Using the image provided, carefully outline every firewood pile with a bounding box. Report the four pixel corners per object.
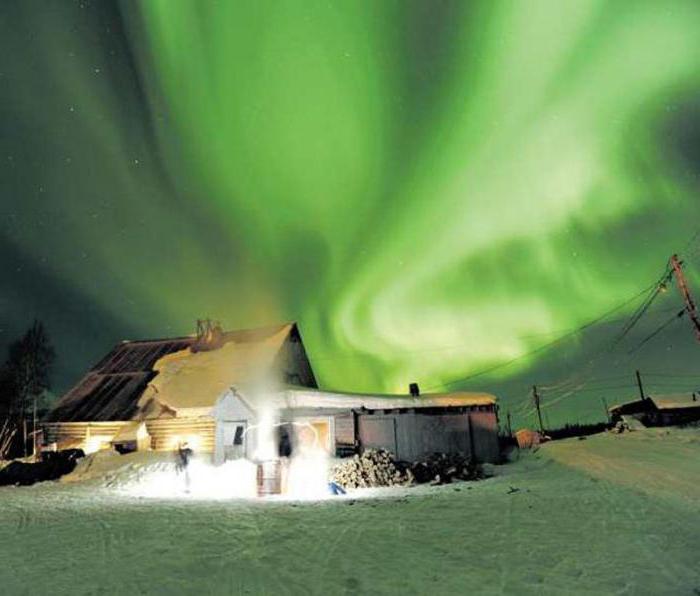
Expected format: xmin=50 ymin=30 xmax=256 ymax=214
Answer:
xmin=331 ymin=449 xmax=483 ymax=489
xmin=408 ymin=452 xmax=483 ymax=485
xmin=331 ymin=449 xmax=406 ymax=489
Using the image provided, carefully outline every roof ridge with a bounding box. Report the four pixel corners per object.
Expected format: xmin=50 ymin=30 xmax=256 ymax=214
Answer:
xmin=118 ymin=321 xmax=296 ymax=346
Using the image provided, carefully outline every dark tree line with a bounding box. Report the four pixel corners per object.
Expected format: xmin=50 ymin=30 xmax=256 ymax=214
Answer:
xmin=0 ymin=320 xmax=55 ymax=458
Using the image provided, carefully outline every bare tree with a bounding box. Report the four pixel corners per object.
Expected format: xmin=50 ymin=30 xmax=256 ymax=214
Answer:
xmin=0 ymin=420 xmax=17 ymax=460
xmin=1 ymin=321 xmax=55 ymax=457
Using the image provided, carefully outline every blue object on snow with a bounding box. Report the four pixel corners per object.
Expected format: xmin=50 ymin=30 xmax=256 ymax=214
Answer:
xmin=328 ymin=482 xmax=346 ymax=495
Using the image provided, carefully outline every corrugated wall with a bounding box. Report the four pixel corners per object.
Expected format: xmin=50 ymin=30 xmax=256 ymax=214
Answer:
xmin=356 ymin=409 xmax=499 ymax=463
xmin=468 ymin=411 xmax=500 ymax=462
xmin=333 ymin=413 xmax=355 ymax=446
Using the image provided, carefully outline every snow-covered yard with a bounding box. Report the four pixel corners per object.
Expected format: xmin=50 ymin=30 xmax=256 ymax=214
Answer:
xmin=1 ymin=429 xmax=699 ymax=595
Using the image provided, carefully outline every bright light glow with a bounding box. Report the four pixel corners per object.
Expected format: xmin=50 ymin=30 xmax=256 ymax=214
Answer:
xmin=116 ymin=424 xmax=333 ymax=500
xmin=114 ymin=417 xmax=334 ymax=501
xmin=285 ymin=449 xmax=330 ymax=500
xmin=84 ymin=435 xmax=113 ymax=454
xmin=252 ymin=407 xmax=277 ymax=461
xmin=121 ymin=457 xmax=258 ymax=499
xmin=135 ymin=423 xmax=149 ymax=440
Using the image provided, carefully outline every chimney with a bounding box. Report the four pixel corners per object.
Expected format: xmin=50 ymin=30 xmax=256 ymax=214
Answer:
xmin=409 ymin=383 xmax=420 ymax=397
xmin=193 ymin=318 xmax=224 ymax=352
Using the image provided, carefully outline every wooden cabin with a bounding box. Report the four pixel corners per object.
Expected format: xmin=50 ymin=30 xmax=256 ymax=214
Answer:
xmin=44 ymin=323 xmax=316 ymax=453
xmin=44 ymin=323 xmax=501 ymax=463
xmin=609 ymin=393 xmax=700 ymax=428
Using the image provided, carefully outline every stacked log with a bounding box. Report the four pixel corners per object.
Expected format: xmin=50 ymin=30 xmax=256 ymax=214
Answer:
xmin=331 ymin=449 xmax=484 ymax=489
xmin=331 ymin=449 xmax=407 ymax=489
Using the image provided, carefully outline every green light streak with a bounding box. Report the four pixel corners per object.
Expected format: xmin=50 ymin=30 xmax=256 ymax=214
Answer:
xmin=124 ymin=1 xmax=700 ymax=401
xmin=4 ymin=1 xmax=700 ymax=424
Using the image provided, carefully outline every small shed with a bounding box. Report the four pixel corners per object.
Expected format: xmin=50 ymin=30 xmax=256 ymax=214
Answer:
xmin=217 ymin=387 xmax=501 ymax=464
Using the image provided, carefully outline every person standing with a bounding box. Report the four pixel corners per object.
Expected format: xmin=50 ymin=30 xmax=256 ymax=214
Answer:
xmin=175 ymin=441 xmax=193 ymax=493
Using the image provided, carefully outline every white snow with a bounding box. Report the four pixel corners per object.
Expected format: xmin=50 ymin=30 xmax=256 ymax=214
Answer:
xmin=0 ymin=429 xmax=699 ymax=594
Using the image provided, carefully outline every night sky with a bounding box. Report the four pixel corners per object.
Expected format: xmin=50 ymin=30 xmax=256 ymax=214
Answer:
xmin=2 ymin=0 xmax=700 ymax=427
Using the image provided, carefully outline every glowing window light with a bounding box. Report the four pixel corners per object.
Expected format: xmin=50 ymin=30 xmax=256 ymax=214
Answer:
xmin=84 ymin=435 xmax=113 ymax=454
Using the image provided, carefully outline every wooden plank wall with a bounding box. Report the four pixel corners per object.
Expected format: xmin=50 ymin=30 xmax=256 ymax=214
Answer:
xmin=43 ymin=422 xmax=129 ymax=444
xmin=145 ymin=418 xmax=216 ymax=452
xmin=44 ymin=418 xmax=217 ymax=454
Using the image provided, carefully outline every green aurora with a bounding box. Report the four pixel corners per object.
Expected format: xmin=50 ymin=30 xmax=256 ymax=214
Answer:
xmin=2 ymin=1 xmax=700 ymax=426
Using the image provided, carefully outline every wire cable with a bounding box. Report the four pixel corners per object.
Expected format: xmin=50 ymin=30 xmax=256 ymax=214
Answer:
xmin=424 ymin=280 xmax=666 ymax=392
xmin=610 ymin=268 xmax=671 ymax=348
xmin=627 ymin=310 xmax=686 ymax=354
xmin=512 ymin=235 xmax=700 ymax=419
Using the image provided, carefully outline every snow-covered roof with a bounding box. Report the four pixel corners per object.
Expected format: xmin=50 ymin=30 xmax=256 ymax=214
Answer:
xmin=652 ymin=394 xmax=700 ymax=410
xmin=610 ymin=393 xmax=700 ymax=412
xmin=268 ymin=387 xmax=496 ymax=412
xmin=141 ymin=325 xmax=293 ymax=411
xmin=48 ymin=323 xmax=305 ymax=422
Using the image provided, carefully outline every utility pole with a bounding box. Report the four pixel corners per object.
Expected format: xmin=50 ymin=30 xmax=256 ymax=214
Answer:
xmin=32 ymin=393 xmax=37 ymax=461
xmin=670 ymin=254 xmax=700 ymax=342
xmin=635 ymin=370 xmax=646 ymax=401
xmin=601 ymin=397 xmax=610 ymax=423
xmin=532 ymin=385 xmax=545 ymax=434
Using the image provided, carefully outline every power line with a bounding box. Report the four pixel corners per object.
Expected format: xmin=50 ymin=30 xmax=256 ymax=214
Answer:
xmin=627 ymin=310 xmax=686 ymax=354
xmin=645 ymin=372 xmax=700 ymax=378
xmin=610 ymin=267 xmax=672 ymax=348
xmin=509 ymin=236 xmax=700 ymax=419
xmin=526 ymin=261 xmax=686 ymax=412
xmin=540 ymin=374 xmax=633 ymax=391
xmin=681 ymin=230 xmax=700 ymax=259
xmin=518 ymin=304 xmax=680 ymax=342
xmin=424 ymin=280 xmax=665 ymax=392
xmin=311 ymin=247 xmax=694 ymax=370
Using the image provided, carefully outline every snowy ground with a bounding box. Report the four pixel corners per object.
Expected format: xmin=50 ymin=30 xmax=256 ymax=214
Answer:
xmin=1 ymin=429 xmax=699 ymax=595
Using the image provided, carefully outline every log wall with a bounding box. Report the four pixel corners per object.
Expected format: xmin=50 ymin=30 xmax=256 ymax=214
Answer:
xmin=145 ymin=417 xmax=216 ymax=452
xmin=44 ymin=417 xmax=217 ymax=454
xmin=43 ymin=422 xmax=129 ymax=445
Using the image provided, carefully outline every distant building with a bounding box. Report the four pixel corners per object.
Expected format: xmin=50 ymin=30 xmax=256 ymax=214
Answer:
xmin=44 ymin=322 xmax=500 ymax=463
xmin=609 ymin=393 xmax=700 ymax=428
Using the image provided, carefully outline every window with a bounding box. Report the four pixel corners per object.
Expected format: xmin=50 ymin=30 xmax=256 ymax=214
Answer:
xmin=285 ymin=372 xmax=301 ymax=385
